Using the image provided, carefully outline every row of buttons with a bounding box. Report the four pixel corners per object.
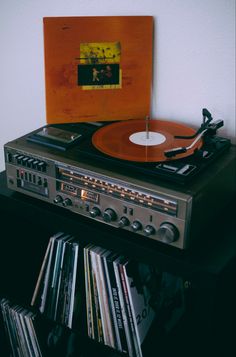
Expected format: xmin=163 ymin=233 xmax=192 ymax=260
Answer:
xmin=17 ymin=169 xmax=48 ymax=187
xmin=10 ymin=153 xmax=47 ymax=172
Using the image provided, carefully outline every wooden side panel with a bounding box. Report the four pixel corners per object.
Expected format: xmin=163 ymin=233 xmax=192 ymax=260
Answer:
xmin=43 ymin=16 xmax=153 ymax=124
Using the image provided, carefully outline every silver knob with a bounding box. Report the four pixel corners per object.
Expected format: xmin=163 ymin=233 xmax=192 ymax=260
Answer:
xmin=131 ymin=221 xmax=142 ymax=232
xmin=103 ymin=208 xmax=117 ymax=222
xmin=157 ymin=222 xmax=179 ymax=243
xmin=90 ymin=207 xmax=101 ymax=218
xmin=54 ymin=195 xmax=63 ymax=204
xmin=62 ymin=198 xmax=72 ymax=207
xmin=144 ymin=225 xmax=156 ymax=236
xmin=118 ymin=216 xmax=130 ymax=227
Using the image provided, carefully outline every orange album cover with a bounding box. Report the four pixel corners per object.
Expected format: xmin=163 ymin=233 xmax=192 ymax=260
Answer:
xmin=43 ymin=16 xmax=153 ymax=124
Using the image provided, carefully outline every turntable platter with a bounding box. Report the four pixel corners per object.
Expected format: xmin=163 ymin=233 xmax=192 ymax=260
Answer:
xmin=92 ymin=119 xmax=203 ymax=162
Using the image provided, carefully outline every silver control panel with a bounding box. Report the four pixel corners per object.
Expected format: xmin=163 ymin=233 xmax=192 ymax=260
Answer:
xmin=5 ymin=136 xmax=235 ymax=250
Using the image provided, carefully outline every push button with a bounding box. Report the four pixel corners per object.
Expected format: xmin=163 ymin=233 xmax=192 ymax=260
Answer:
xmin=32 ymin=160 xmax=39 ymax=169
xmin=17 ymin=155 xmax=24 ymax=164
xmin=22 ymin=157 xmax=29 ymax=166
xmin=27 ymin=158 xmax=34 ymax=168
xmin=37 ymin=161 xmax=46 ymax=172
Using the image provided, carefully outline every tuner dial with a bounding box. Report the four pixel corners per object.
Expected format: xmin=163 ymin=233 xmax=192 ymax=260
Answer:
xmin=62 ymin=198 xmax=72 ymax=207
xmin=118 ymin=216 xmax=130 ymax=228
xmin=157 ymin=222 xmax=179 ymax=244
xmin=54 ymin=195 xmax=63 ymax=204
xmin=144 ymin=225 xmax=156 ymax=236
xmin=131 ymin=221 xmax=142 ymax=232
xmin=103 ymin=208 xmax=117 ymax=223
xmin=90 ymin=207 xmax=101 ymax=218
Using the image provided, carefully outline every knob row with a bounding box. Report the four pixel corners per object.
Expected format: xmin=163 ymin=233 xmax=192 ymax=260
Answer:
xmin=54 ymin=195 xmax=72 ymax=207
xmin=54 ymin=200 xmax=179 ymax=242
xmin=89 ymin=207 xmax=178 ymax=241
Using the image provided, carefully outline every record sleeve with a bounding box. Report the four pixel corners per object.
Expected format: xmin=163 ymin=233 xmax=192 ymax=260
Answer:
xmin=43 ymin=16 xmax=153 ymax=124
xmin=102 ymin=250 xmax=123 ymax=351
xmin=90 ymin=246 xmax=114 ymax=347
xmin=84 ymin=245 xmax=95 ymax=338
xmin=105 ymin=252 xmax=128 ymax=353
xmin=123 ymin=261 xmax=156 ymax=350
xmin=31 ymin=237 xmax=53 ymax=307
xmin=113 ymin=256 xmax=134 ymax=356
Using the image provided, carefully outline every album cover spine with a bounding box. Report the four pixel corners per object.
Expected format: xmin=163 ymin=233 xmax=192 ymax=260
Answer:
xmin=0 ymin=300 xmax=43 ymax=357
xmin=88 ymin=246 xmax=100 ymax=341
xmin=38 ymin=232 xmax=64 ymax=314
xmin=62 ymin=239 xmax=74 ymax=327
xmin=113 ymin=256 xmax=134 ymax=356
xmin=68 ymin=241 xmax=79 ymax=328
xmin=17 ymin=306 xmax=34 ymax=356
xmin=96 ymin=249 xmax=115 ymax=348
xmin=89 ymin=249 xmax=104 ymax=343
xmin=31 ymin=237 xmax=53 ymax=307
xmin=56 ymin=237 xmax=73 ymax=325
xmin=102 ymin=251 xmax=122 ymax=351
xmin=1 ymin=299 xmax=18 ymax=355
xmin=90 ymin=248 xmax=110 ymax=345
xmin=106 ymin=254 xmax=128 ymax=354
xmin=53 ymin=235 xmax=70 ymax=321
xmin=24 ymin=310 xmax=42 ymax=357
xmin=119 ymin=262 xmax=141 ymax=357
xmin=84 ymin=245 xmax=93 ymax=338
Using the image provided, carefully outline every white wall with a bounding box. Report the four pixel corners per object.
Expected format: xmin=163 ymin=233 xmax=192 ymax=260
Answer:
xmin=0 ymin=0 xmax=235 ymax=172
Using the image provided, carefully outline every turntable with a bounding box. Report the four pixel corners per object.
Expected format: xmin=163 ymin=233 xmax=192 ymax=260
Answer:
xmin=27 ymin=108 xmax=231 ymax=185
xmin=4 ymin=109 xmax=236 ymax=249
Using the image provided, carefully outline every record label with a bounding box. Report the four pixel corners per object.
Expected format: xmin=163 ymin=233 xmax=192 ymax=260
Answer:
xmin=129 ymin=132 xmax=166 ymax=146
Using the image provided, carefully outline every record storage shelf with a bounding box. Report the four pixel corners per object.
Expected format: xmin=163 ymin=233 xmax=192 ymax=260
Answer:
xmin=0 ymin=170 xmax=235 ymax=357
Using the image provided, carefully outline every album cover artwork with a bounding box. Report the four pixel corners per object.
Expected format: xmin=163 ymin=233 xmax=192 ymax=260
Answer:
xmin=77 ymin=42 xmax=122 ymax=89
xmin=43 ymin=16 xmax=153 ymax=124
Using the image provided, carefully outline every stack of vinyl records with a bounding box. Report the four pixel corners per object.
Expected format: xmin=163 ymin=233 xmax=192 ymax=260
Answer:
xmin=1 ymin=298 xmax=43 ymax=357
xmin=31 ymin=232 xmax=81 ymax=329
xmin=84 ymin=244 xmax=156 ymax=357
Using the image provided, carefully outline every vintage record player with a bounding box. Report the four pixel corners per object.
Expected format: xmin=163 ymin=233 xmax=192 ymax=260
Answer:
xmin=4 ymin=109 xmax=236 ymax=250
xmin=26 ymin=108 xmax=231 ymax=184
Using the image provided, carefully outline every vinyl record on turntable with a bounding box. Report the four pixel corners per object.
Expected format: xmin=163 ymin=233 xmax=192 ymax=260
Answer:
xmin=92 ymin=119 xmax=203 ymax=162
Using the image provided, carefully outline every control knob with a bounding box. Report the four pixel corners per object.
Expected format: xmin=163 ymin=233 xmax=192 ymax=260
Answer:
xmin=103 ymin=208 xmax=117 ymax=223
xmin=62 ymin=198 xmax=72 ymax=207
xmin=90 ymin=207 xmax=101 ymax=218
xmin=131 ymin=221 xmax=142 ymax=232
xmin=118 ymin=216 xmax=130 ymax=228
xmin=157 ymin=222 xmax=179 ymax=244
xmin=144 ymin=225 xmax=155 ymax=236
xmin=54 ymin=195 xmax=63 ymax=204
